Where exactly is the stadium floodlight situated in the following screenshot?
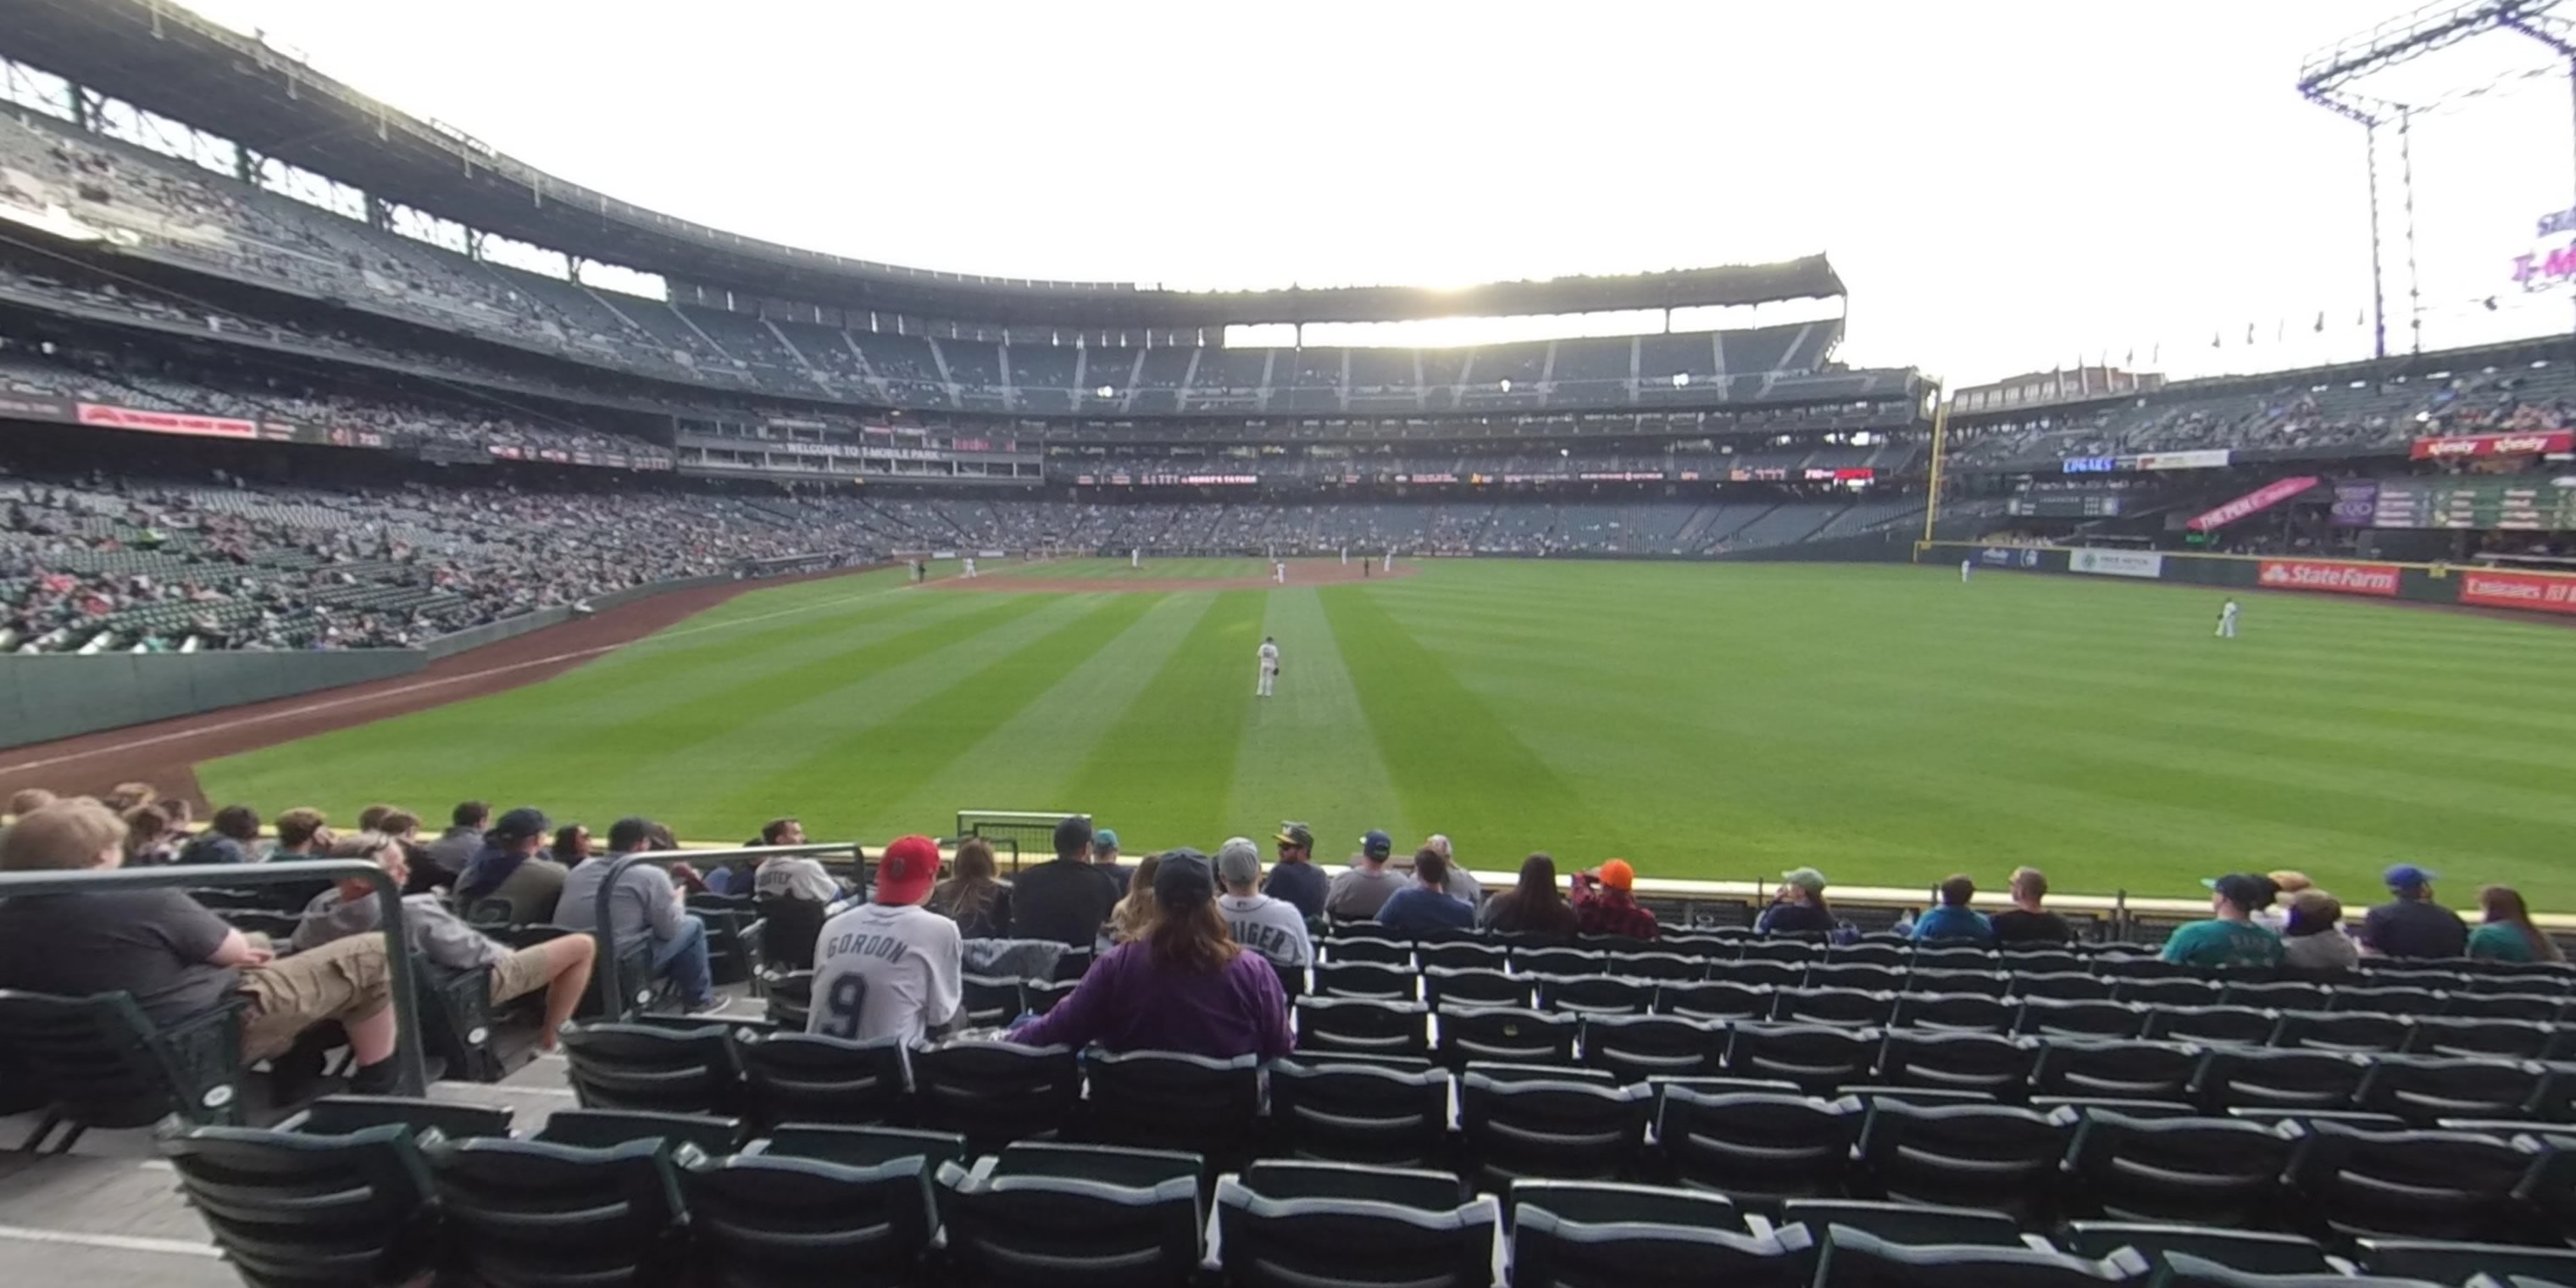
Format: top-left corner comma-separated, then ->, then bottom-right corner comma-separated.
1094,384 -> 1114,397
2296,0 -> 2576,359
1671,373 -> 1690,387
1498,379 -> 1513,393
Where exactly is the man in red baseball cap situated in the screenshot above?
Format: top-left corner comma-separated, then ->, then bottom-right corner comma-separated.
806,835 -> 961,1046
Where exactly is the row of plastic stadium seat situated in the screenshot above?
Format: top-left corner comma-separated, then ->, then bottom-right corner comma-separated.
155,1092 -> 2576,1285
1295,958 -> 2576,1013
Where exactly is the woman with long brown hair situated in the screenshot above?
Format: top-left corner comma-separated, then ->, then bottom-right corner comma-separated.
1109,852 -> 1164,943
927,836 -> 1013,939
1479,852 -> 1580,935
1008,849 -> 1291,1059
2471,886 -> 2564,963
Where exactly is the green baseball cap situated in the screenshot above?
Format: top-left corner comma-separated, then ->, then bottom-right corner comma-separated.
1274,821 -> 1314,849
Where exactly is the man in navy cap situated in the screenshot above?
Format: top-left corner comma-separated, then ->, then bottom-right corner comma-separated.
1324,829 -> 1403,921
2360,864 -> 2467,959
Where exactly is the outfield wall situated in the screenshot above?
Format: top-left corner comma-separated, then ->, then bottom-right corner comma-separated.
1917,541 -> 2576,619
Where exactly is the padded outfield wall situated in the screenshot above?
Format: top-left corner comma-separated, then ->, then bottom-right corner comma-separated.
1917,541 -> 2576,617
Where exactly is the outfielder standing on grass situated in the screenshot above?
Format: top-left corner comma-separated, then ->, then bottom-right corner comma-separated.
2216,597 -> 2240,639
1257,635 -> 1280,697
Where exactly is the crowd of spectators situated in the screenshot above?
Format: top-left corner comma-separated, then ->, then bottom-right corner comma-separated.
2,465 -> 879,652
5,782 -> 2561,1084
1949,365 -> 2576,470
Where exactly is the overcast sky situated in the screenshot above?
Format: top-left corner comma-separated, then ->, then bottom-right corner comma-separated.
163,0 -> 2576,385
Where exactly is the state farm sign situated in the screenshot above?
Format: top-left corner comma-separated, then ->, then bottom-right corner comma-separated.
2409,430 -> 2574,459
2258,559 -> 2401,597
2458,569 -> 2576,615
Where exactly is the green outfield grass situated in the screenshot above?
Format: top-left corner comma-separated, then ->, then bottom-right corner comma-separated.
196,558 -> 2576,905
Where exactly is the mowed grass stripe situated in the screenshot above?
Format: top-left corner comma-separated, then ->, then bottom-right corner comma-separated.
709,593 -> 1162,836
204,594 -> 1053,821
877,593 -> 1214,832
1225,586 -> 1409,847
1059,591 -> 1268,844
194,587 -> 970,811
1323,586 -> 1625,864
499,595 -> 1076,830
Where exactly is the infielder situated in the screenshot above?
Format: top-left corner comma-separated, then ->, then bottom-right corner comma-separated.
1257,635 -> 1280,697
2216,597 -> 2240,639
963,557 -> 977,579
1273,560 -> 1285,585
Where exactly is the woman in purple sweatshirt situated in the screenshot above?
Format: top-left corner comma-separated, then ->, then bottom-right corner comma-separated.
1010,848 -> 1292,1060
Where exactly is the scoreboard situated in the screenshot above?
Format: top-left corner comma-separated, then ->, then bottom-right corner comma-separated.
2007,493 -> 2124,518
2372,478 -> 2576,530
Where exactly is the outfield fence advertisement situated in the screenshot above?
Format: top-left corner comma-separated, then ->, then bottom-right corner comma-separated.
2257,559 -> 2402,597
2068,548 -> 2165,579
2457,569 -> 2576,614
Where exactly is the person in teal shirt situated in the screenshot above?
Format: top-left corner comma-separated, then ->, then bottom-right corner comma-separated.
2468,885 -> 2562,963
2161,874 -> 2285,969
1910,874 -> 1994,945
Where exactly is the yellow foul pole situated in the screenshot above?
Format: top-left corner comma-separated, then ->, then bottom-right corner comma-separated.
1918,387 -> 1951,548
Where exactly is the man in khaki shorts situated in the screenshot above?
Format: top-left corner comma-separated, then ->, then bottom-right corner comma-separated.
0,800 -> 410,1092
295,833 -> 596,1050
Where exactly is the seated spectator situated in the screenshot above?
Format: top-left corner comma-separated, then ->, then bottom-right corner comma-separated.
1009,850 -> 1291,1060
123,802 -> 185,867
1757,868 -> 1838,936
454,807 -> 568,924
178,805 -> 261,865
2469,885 -> 2563,963
555,816 -> 721,1013
1480,852 -> 1581,935
7,787 -> 57,819
1911,874 -> 1994,944
1376,848 -> 1476,933
265,808 -> 331,860
420,801 -> 488,887
925,836 -> 1013,940
1014,815 -> 1123,948
103,780 -> 159,813
1325,830 -> 1403,920
1569,859 -> 1658,939
2361,865 -> 2468,958
372,809 -> 440,895
1091,827 -> 1131,889
1424,834 -> 1482,908
751,818 -> 847,904
2161,874 -> 2285,969
356,803 -> 399,833
808,835 -> 960,1045
1216,836 -> 1312,970
1989,867 -> 2074,944
2279,890 -> 2359,972
294,833 -> 595,1050
1110,852 -> 1164,944
2255,870 -> 2312,932
552,824 -> 592,867
0,799 -> 407,1092
1261,821 -> 1327,919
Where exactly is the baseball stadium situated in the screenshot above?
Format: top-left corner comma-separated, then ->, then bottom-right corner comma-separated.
6,0 -> 2576,1282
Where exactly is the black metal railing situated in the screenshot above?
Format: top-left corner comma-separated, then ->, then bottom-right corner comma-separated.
0,860 -> 431,1095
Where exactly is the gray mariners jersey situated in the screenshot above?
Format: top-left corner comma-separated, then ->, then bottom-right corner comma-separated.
808,902 -> 963,1047
1219,892 -> 1313,969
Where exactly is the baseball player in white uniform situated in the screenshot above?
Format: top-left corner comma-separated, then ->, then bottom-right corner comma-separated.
1257,636 -> 1280,697
807,835 -> 960,1046
962,557 -> 977,579
1961,558 -> 1973,583
2216,597 -> 2240,639
1273,560 -> 1285,584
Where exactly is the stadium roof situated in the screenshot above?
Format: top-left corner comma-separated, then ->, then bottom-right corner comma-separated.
1,0 -> 1847,329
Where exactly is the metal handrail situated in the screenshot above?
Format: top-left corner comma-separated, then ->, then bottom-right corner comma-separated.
0,860 -> 430,1096
589,843 -> 863,1008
